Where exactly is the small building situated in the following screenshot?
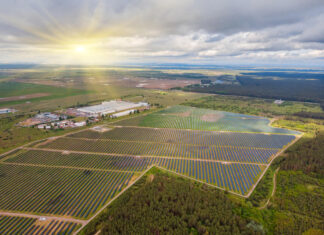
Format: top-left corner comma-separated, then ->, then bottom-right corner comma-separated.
35,112 -> 60,121
77,100 -> 149,117
274,99 -> 284,105
19,112 -> 62,127
37,124 -> 51,129
110,109 -> 135,118
74,121 -> 86,127
0,108 -> 15,114
201,79 -> 212,85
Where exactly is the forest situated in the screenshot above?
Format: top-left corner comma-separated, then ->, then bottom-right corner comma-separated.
183,95 -> 323,118
182,74 -> 324,106
81,169 -> 262,235
281,131 -> 324,176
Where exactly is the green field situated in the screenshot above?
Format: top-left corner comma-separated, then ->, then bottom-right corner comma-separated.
0,82 -> 90,106
113,105 -> 299,134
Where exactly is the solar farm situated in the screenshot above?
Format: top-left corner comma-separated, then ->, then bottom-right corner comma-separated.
0,106 -> 300,234
0,216 -> 79,234
114,105 -> 300,134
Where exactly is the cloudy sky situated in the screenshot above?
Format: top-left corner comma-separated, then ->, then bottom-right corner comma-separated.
0,0 -> 324,66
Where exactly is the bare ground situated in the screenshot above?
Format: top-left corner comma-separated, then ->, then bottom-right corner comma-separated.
201,113 -> 224,122
169,111 -> 192,117
0,93 -> 50,102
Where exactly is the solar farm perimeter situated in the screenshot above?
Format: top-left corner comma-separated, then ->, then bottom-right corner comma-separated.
0,107 -> 300,234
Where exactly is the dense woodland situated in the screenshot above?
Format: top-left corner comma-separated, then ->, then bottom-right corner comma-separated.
281,131 -> 324,175
183,95 -> 323,118
293,111 -> 324,120
182,75 -> 324,106
82,170 -> 262,235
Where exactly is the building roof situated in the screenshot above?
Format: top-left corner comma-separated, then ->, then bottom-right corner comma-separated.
77,101 -> 148,115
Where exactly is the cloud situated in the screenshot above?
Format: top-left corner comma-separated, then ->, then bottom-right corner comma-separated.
0,0 -> 323,65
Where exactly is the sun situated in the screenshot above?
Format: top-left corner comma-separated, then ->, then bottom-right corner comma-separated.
74,45 -> 86,53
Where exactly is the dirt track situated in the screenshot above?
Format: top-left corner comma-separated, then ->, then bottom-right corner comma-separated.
0,211 -> 86,224
259,167 -> 280,209
245,133 -> 302,198
0,93 -> 49,102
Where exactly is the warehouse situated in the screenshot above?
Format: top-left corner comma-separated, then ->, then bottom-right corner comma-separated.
0,108 -> 15,114
77,100 -> 149,116
110,109 -> 135,118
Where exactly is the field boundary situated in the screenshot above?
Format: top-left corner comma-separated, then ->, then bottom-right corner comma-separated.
1,161 -> 140,173
259,167 -> 280,210
0,211 -> 86,225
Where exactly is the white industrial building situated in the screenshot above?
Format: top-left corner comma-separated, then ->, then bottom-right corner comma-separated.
0,108 -> 15,114
110,109 -> 135,118
274,99 -> 284,105
77,100 -> 149,116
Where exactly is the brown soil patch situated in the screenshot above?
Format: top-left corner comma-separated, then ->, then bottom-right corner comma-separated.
148,174 -> 155,183
239,117 -> 259,120
127,175 -> 139,186
36,137 -> 57,147
0,93 -> 50,102
34,218 -> 53,227
201,113 -> 224,122
135,79 -> 200,90
91,126 -> 111,133
169,111 -> 191,117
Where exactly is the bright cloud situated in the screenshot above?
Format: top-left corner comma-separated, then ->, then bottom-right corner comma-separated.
0,0 -> 323,65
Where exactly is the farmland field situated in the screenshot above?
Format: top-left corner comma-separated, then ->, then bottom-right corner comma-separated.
0,81 -> 90,107
113,105 -> 300,134
0,216 -> 79,234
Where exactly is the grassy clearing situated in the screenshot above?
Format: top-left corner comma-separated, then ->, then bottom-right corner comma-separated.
247,157 -> 282,207
272,118 -> 324,138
